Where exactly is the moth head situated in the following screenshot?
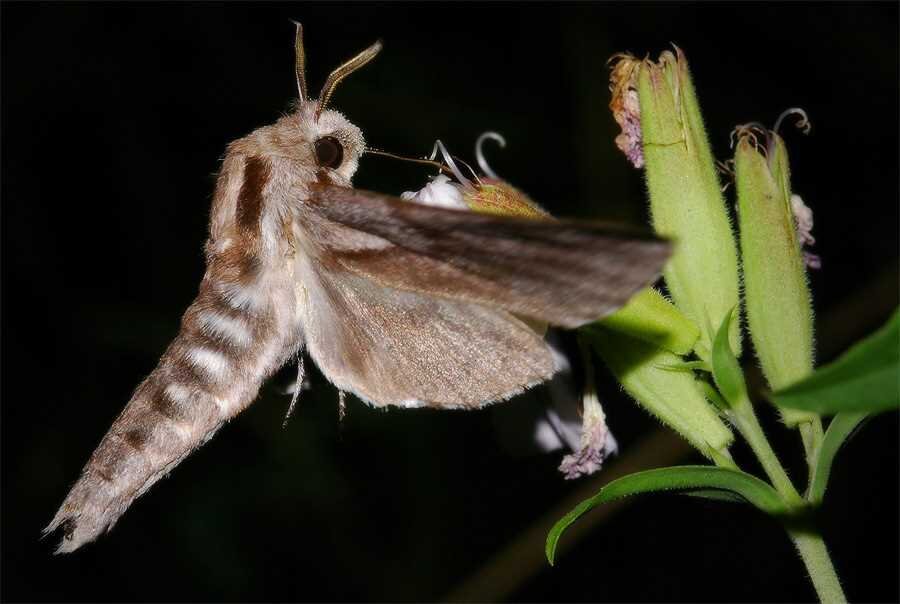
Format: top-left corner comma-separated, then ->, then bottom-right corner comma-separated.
282,22 -> 381,185
209,25 -> 381,255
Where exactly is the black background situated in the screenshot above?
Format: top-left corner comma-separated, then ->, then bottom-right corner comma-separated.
3,3 -> 898,602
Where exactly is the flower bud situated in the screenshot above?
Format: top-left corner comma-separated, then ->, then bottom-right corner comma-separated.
734,126 -> 817,426
588,328 -> 733,462
463,178 -> 550,219
593,287 -> 700,355
632,48 -> 742,357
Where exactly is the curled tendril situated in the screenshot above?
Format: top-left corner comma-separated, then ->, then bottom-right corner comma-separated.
773,107 -> 811,136
767,108 -> 811,166
474,131 -> 506,179
429,140 -> 479,190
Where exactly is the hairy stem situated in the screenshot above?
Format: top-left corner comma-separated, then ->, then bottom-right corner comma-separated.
790,528 -> 846,603
730,402 -> 804,505
708,446 -> 740,470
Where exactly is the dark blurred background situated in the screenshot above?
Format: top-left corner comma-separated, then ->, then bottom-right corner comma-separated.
2,3 -> 898,602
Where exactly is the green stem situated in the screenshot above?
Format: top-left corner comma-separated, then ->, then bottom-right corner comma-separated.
710,446 -> 740,470
731,404 -> 845,601
799,417 -> 825,489
728,402 -> 845,601
730,401 -> 803,505
789,528 -> 846,603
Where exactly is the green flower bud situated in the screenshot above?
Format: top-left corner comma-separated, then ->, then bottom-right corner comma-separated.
463,178 -> 550,219
593,287 -> 700,355
734,123 -> 817,426
588,328 -> 733,462
634,48 -> 742,357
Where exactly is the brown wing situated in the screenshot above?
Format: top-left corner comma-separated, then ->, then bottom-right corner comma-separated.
297,258 -> 557,408
306,183 -> 670,329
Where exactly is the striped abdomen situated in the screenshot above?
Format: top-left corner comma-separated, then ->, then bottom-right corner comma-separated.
45,263 -> 298,553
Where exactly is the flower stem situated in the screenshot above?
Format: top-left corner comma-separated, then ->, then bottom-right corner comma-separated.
789,528 -> 846,603
729,402 -> 845,601
730,401 -> 803,505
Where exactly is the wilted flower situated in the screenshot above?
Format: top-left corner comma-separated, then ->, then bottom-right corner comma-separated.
609,54 -> 644,168
790,194 -> 821,269
558,383 -> 617,479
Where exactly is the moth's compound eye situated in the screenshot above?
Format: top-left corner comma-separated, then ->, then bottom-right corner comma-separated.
315,136 -> 344,169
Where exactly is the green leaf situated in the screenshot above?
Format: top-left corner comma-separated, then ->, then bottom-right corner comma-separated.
711,307 -> 749,407
682,489 -> 748,504
807,412 -> 869,505
772,308 -> 900,414
655,360 -> 712,374
545,465 -> 787,565
699,380 -> 729,411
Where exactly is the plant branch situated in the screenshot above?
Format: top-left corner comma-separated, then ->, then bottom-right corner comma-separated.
799,417 -> 825,485
729,400 -> 803,506
790,528 -> 846,603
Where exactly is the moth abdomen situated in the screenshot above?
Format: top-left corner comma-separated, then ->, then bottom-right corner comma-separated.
45,281 -> 293,553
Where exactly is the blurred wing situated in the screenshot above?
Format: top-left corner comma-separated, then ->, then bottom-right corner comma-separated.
306,184 -> 670,328
298,256 -> 556,408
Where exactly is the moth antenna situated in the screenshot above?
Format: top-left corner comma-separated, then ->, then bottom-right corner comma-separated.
282,354 -> 305,428
475,131 -> 506,179
291,20 -> 308,103
317,39 -> 383,118
429,140 -> 479,189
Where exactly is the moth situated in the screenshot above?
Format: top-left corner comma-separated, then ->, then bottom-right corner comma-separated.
45,25 -> 670,553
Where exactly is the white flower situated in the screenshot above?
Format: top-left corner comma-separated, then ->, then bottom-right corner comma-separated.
401,174 -> 468,210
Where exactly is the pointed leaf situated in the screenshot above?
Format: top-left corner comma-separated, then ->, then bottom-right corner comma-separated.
699,380 -> 730,411
807,412 -> 869,505
546,465 -> 786,564
711,307 -> 749,407
655,360 -> 712,374
772,308 -> 899,414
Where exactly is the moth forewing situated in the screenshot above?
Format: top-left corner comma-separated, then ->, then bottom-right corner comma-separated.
305,183 -> 671,329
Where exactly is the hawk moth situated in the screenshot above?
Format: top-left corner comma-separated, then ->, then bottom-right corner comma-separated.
45,24 -> 669,553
